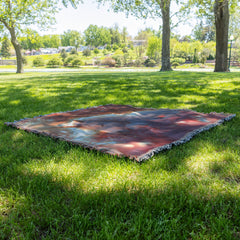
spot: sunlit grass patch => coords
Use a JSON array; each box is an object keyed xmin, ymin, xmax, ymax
[{"xmin": 0, "ymin": 71, "xmax": 239, "ymax": 239}]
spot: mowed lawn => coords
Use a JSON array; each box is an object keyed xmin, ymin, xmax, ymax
[{"xmin": 0, "ymin": 71, "xmax": 239, "ymax": 239}]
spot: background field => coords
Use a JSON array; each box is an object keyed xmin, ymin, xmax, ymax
[{"xmin": 0, "ymin": 71, "xmax": 239, "ymax": 239}]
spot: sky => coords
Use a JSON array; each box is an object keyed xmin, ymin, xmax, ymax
[{"xmin": 40, "ymin": 1, "xmax": 195, "ymax": 37}]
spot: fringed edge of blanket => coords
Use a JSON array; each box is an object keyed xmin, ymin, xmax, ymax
[{"xmin": 137, "ymin": 113, "xmax": 236, "ymax": 162}]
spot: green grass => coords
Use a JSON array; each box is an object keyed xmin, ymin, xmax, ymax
[
  {"xmin": 0, "ymin": 71, "xmax": 239, "ymax": 239},
  {"xmin": 0, "ymin": 65, "xmax": 17, "ymax": 69}
]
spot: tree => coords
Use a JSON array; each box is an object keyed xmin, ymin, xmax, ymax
[
  {"xmin": 0, "ymin": 0, "xmax": 60, "ymax": 73},
  {"xmin": 159, "ymin": 0, "xmax": 172, "ymax": 71},
  {"xmin": 61, "ymin": 30, "xmax": 83, "ymax": 49},
  {"xmin": 193, "ymin": 21, "xmax": 215, "ymax": 42},
  {"xmin": 0, "ymin": 0, "xmax": 82, "ymax": 73},
  {"xmin": 96, "ymin": 0, "xmax": 177, "ymax": 71},
  {"xmin": 109, "ymin": 24, "xmax": 121, "ymax": 45},
  {"xmin": 229, "ymin": 5, "xmax": 240, "ymax": 40},
  {"xmin": 84, "ymin": 25, "xmax": 111, "ymax": 47},
  {"xmin": 40, "ymin": 34, "xmax": 61, "ymax": 48},
  {"xmin": 20, "ymin": 29, "xmax": 42, "ymax": 51},
  {"xmin": 60, "ymin": 49, "xmax": 68, "ymax": 60},
  {"xmin": 134, "ymin": 28, "xmax": 154, "ymax": 44},
  {"xmin": 121, "ymin": 27, "xmax": 129, "ymax": 44},
  {"xmin": 188, "ymin": 0, "xmax": 239, "ymax": 72},
  {"xmin": 1, "ymin": 36, "xmax": 11, "ymax": 59},
  {"xmin": 214, "ymin": 0, "xmax": 229, "ymax": 71},
  {"xmin": 146, "ymin": 36, "xmax": 162, "ymax": 63}
]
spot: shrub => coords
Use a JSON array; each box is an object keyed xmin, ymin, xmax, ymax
[
  {"xmin": 171, "ymin": 62, "xmax": 180, "ymax": 68},
  {"xmin": 208, "ymin": 54, "xmax": 215, "ymax": 60},
  {"xmin": 22, "ymin": 56, "xmax": 28, "ymax": 65},
  {"xmin": 129, "ymin": 43, "xmax": 134, "ymax": 50},
  {"xmin": 133, "ymin": 58, "xmax": 143, "ymax": 67},
  {"xmin": 123, "ymin": 53, "xmax": 130, "ymax": 67},
  {"xmin": 93, "ymin": 48, "xmax": 99, "ymax": 54},
  {"xmin": 173, "ymin": 50, "xmax": 187, "ymax": 59},
  {"xmin": 64, "ymin": 56, "xmax": 75, "ymax": 66},
  {"xmin": 114, "ymin": 49, "xmax": 124, "ymax": 55},
  {"xmin": 147, "ymin": 36, "xmax": 161, "ymax": 62},
  {"xmin": 103, "ymin": 49, "xmax": 108, "ymax": 55},
  {"xmin": 33, "ymin": 56, "xmax": 45, "ymax": 67},
  {"xmin": 112, "ymin": 44, "xmax": 119, "ymax": 51},
  {"xmin": 144, "ymin": 58, "xmax": 156, "ymax": 67},
  {"xmin": 170, "ymin": 58, "xmax": 185, "ymax": 65},
  {"xmin": 64, "ymin": 56, "xmax": 83, "ymax": 67},
  {"xmin": 106, "ymin": 45, "xmax": 112, "ymax": 51},
  {"xmin": 120, "ymin": 43, "xmax": 126, "ymax": 48},
  {"xmin": 200, "ymin": 56, "xmax": 207, "ymax": 64},
  {"xmin": 60, "ymin": 49, "xmax": 68, "ymax": 60},
  {"xmin": 82, "ymin": 49, "xmax": 91, "ymax": 57},
  {"xmin": 102, "ymin": 57, "xmax": 116, "ymax": 67},
  {"xmin": 126, "ymin": 60, "xmax": 134, "ymax": 67},
  {"xmin": 193, "ymin": 49, "xmax": 199, "ymax": 63},
  {"xmin": 94, "ymin": 58, "xmax": 101, "ymax": 66},
  {"xmin": 112, "ymin": 55, "xmax": 123, "ymax": 67},
  {"xmin": 47, "ymin": 57, "xmax": 62, "ymax": 68},
  {"xmin": 71, "ymin": 57, "xmax": 83, "ymax": 67},
  {"xmin": 70, "ymin": 48, "xmax": 78, "ymax": 55},
  {"xmin": 122, "ymin": 47, "xmax": 128, "ymax": 53}
]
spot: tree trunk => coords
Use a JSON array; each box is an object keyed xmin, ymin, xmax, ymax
[
  {"xmin": 214, "ymin": 0, "xmax": 229, "ymax": 72},
  {"xmin": 9, "ymin": 27, "xmax": 24, "ymax": 73},
  {"xmin": 160, "ymin": 0, "xmax": 172, "ymax": 71}
]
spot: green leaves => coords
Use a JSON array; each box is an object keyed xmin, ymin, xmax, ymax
[
  {"xmin": 61, "ymin": 30, "xmax": 83, "ymax": 48},
  {"xmin": 84, "ymin": 25, "xmax": 111, "ymax": 47},
  {"xmin": 62, "ymin": 0, "xmax": 83, "ymax": 9},
  {"xmin": 0, "ymin": 0, "xmax": 60, "ymax": 31},
  {"xmin": 0, "ymin": 36, "xmax": 11, "ymax": 58}
]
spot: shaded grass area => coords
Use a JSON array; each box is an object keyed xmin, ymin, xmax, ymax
[{"xmin": 0, "ymin": 71, "xmax": 239, "ymax": 239}]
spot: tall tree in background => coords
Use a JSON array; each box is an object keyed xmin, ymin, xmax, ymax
[
  {"xmin": 134, "ymin": 28, "xmax": 154, "ymax": 42},
  {"xmin": 96, "ymin": 0, "xmax": 178, "ymax": 71},
  {"xmin": 229, "ymin": 4, "xmax": 240, "ymax": 40},
  {"xmin": 121, "ymin": 27, "xmax": 129, "ymax": 44},
  {"xmin": 23, "ymin": 29, "xmax": 42, "ymax": 51},
  {"xmin": 0, "ymin": 0, "xmax": 82, "ymax": 73},
  {"xmin": 41, "ymin": 34, "xmax": 62, "ymax": 48},
  {"xmin": 229, "ymin": 5, "xmax": 240, "ymax": 40},
  {"xmin": 61, "ymin": 30, "xmax": 83, "ymax": 49},
  {"xmin": 214, "ymin": 0, "xmax": 229, "ymax": 72},
  {"xmin": 84, "ymin": 25, "xmax": 111, "ymax": 47},
  {"xmin": 1, "ymin": 36, "xmax": 11, "ymax": 59},
  {"xmin": 188, "ymin": 0, "xmax": 239, "ymax": 72},
  {"xmin": 193, "ymin": 20, "xmax": 216, "ymax": 42},
  {"xmin": 159, "ymin": 0, "xmax": 172, "ymax": 71},
  {"xmin": 0, "ymin": 0, "xmax": 60, "ymax": 73},
  {"xmin": 109, "ymin": 24, "xmax": 121, "ymax": 46}
]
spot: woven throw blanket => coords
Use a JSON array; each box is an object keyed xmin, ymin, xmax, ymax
[{"xmin": 5, "ymin": 104, "xmax": 235, "ymax": 162}]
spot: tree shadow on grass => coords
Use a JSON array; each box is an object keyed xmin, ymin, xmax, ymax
[
  {"xmin": 1, "ymin": 71, "xmax": 239, "ymax": 168},
  {"xmin": 1, "ymin": 71, "xmax": 239, "ymax": 156},
  {"xmin": 0, "ymin": 71, "xmax": 240, "ymax": 239},
  {"xmin": 1, "ymin": 146, "xmax": 240, "ymax": 239},
  {"xmin": 0, "ymin": 71, "xmax": 212, "ymax": 118}
]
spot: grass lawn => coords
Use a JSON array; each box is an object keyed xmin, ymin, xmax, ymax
[{"xmin": 0, "ymin": 71, "xmax": 239, "ymax": 239}]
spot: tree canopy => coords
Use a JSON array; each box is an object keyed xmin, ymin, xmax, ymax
[
  {"xmin": 0, "ymin": 0, "xmax": 82, "ymax": 73},
  {"xmin": 61, "ymin": 30, "xmax": 83, "ymax": 49},
  {"xmin": 84, "ymin": 25, "xmax": 111, "ymax": 47},
  {"xmin": 0, "ymin": 36, "xmax": 11, "ymax": 59},
  {"xmin": 0, "ymin": 0, "xmax": 59, "ymax": 30},
  {"xmin": 96, "ymin": 0, "xmax": 184, "ymax": 71},
  {"xmin": 187, "ymin": 0, "xmax": 239, "ymax": 71}
]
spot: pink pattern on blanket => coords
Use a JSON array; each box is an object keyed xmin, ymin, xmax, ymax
[{"xmin": 5, "ymin": 104, "xmax": 235, "ymax": 161}]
